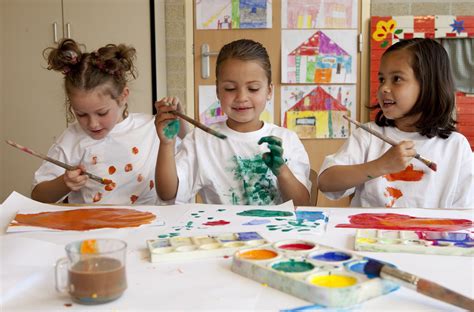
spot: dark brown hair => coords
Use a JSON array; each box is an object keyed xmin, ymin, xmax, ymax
[
  {"xmin": 215, "ymin": 39, "xmax": 272, "ymax": 85},
  {"xmin": 43, "ymin": 39, "xmax": 137, "ymax": 122},
  {"xmin": 372, "ymin": 38, "xmax": 456, "ymax": 139}
]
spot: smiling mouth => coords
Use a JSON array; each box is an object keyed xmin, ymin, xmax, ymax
[
  {"xmin": 382, "ymin": 99, "xmax": 396, "ymax": 107},
  {"xmin": 233, "ymin": 107, "xmax": 253, "ymax": 111}
]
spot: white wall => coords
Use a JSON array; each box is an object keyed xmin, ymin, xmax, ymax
[{"xmin": 0, "ymin": 2, "xmax": 4, "ymax": 202}]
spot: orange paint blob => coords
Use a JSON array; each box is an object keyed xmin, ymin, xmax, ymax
[
  {"xmin": 137, "ymin": 174, "xmax": 144, "ymax": 182},
  {"xmin": 238, "ymin": 249, "xmax": 278, "ymax": 260},
  {"xmin": 93, "ymin": 192, "xmax": 102, "ymax": 202},
  {"xmin": 125, "ymin": 164, "xmax": 133, "ymax": 172},
  {"xmin": 149, "ymin": 180, "xmax": 154, "ymax": 190},
  {"xmin": 384, "ymin": 186, "xmax": 403, "ymax": 207},
  {"xmin": 130, "ymin": 195, "xmax": 138, "ymax": 204},
  {"xmin": 102, "ymin": 179, "xmax": 113, "ymax": 185},
  {"xmin": 11, "ymin": 208, "xmax": 156, "ymax": 231},
  {"xmin": 385, "ymin": 164, "xmax": 424, "ymax": 182},
  {"xmin": 336, "ymin": 213, "xmax": 473, "ymax": 231},
  {"xmin": 105, "ymin": 182, "xmax": 116, "ymax": 192},
  {"xmin": 108, "ymin": 166, "xmax": 116, "ymax": 175},
  {"xmin": 80, "ymin": 239, "xmax": 98, "ymax": 254},
  {"xmin": 91, "ymin": 156, "xmax": 98, "ymax": 165},
  {"xmin": 132, "ymin": 147, "xmax": 139, "ymax": 154}
]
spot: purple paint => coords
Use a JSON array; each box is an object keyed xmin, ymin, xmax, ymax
[{"xmin": 312, "ymin": 251, "xmax": 351, "ymax": 262}]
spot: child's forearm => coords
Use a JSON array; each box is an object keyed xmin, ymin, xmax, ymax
[
  {"xmin": 277, "ymin": 165, "xmax": 310, "ymax": 206},
  {"xmin": 31, "ymin": 175, "xmax": 70, "ymax": 203},
  {"xmin": 155, "ymin": 143, "xmax": 178, "ymax": 200},
  {"xmin": 318, "ymin": 160, "xmax": 385, "ymax": 192}
]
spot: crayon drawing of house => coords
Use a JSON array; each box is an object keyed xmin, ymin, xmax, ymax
[
  {"xmin": 287, "ymin": 31, "xmax": 352, "ymax": 83},
  {"xmin": 283, "ymin": 86, "xmax": 349, "ymax": 139}
]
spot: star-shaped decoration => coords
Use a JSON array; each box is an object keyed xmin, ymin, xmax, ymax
[{"xmin": 449, "ymin": 19, "xmax": 464, "ymax": 34}]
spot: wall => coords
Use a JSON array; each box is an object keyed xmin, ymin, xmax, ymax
[
  {"xmin": 0, "ymin": 2, "xmax": 4, "ymax": 200},
  {"xmin": 371, "ymin": 0, "xmax": 474, "ymax": 15}
]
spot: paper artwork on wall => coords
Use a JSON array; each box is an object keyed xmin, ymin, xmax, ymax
[
  {"xmin": 198, "ymin": 85, "xmax": 274, "ymax": 126},
  {"xmin": 281, "ymin": 84, "xmax": 356, "ymax": 139},
  {"xmin": 196, "ymin": 0, "xmax": 272, "ymax": 30},
  {"xmin": 281, "ymin": 29, "xmax": 357, "ymax": 84},
  {"xmin": 282, "ymin": 0, "xmax": 357, "ymax": 29}
]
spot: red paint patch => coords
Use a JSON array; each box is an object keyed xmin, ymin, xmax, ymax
[
  {"xmin": 91, "ymin": 156, "xmax": 98, "ymax": 165},
  {"xmin": 336, "ymin": 213, "xmax": 473, "ymax": 232},
  {"xmin": 108, "ymin": 166, "xmax": 116, "ymax": 175},
  {"xmin": 105, "ymin": 182, "xmax": 116, "ymax": 191},
  {"xmin": 149, "ymin": 180, "xmax": 154, "ymax": 190},
  {"xmin": 279, "ymin": 243, "xmax": 314, "ymax": 250},
  {"xmin": 130, "ymin": 195, "xmax": 138, "ymax": 204},
  {"xmin": 203, "ymin": 220, "xmax": 230, "ymax": 226},
  {"xmin": 125, "ymin": 164, "xmax": 133, "ymax": 172},
  {"xmin": 384, "ymin": 186, "xmax": 403, "ymax": 207},
  {"xmin": 137, "ymin": 174, "xmax": 144, "ymax": 182},
  {"xmin": 385, "ymin": 164, "xmax": 424, "ymax": 181},
  {"xmin": 93, "ymin": 192, "xmax": 102, "ymax": 202},
  {"xmin": 132, "ymin": 147, "xmax": 139, "ymax": 154},
  {"xmin": 102, "ymin": 178, "xmax": 113, "ymax": 185}
]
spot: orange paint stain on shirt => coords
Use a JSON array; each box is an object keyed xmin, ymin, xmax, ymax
[
  {"xmin": 93, "ymin": 192, "xmax": 102, "ymax": 202},
  {"xmin": 91, "ymin": 156, "xmax": 98, "ymax": 165},
  {"xmin": 125, "ymin": 164, "xmax": 133, "ymax": 172},
  {"xmin": 108, "ymin": 166, "xmax": 116, "ymax": 175},
  {"xmin": 132, "ymin": 147, "xmax": 139, "ymax": 154},
  {"xmin": 137, "ymin": 174, "xmax": 144, "ymax": 182},
  {"xmin": 105, "ymin": 182, "xmax": 116, "ymax": 191},
  {"xmin": 384, "ymin": 164, "xmax": 424, "ymax": 182},
  {"xmin": 384, "ymin": 187, "xmax": 403, "ymax": 208},
  {"xmin": 130, "ymin": 195, "xmax": 138, "ymax": 204},
  {"xmin": 11, "ymin": 208, "xmax": 156, "ymax": 231},
  {"xmin": 149, "ymin": 180, "xmax": 154, "ymax": 190}
]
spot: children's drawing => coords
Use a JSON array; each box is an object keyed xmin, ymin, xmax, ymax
[
  {"xmin": 196, "ymin": 0, "xmax": 272, "ymax": 30},
  {"xmin": 198, "ymin": 85, "xmax": 274, "ymax": 126},
  {"xmin": 282, "ymin": 29, "xmax": 357, "ymax": 84},
  {"xmin": 281, "ymin": 84, "xmax": 356, "ymax": 139},
  {"xmin": 282, "ymin": 0, "xmax": 357, "ymax": 29},
  {"xmin": 336, "ymin": 213, "xmax": 473, "ymax": 232},
  {"xmin": 158, "ymin": 202, "xmax": 328, "ymax": 237},
  {"xmin": 8, "ymin": 208, "xmax": 159, "ymax": 232}
]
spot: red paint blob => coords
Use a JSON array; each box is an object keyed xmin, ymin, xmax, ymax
[
  {"xmin": 279, "ymin": 243, "xmax": 314, "ymax": 250},
  {"xmin": 203, "ymin": 220, "xmax": 230, "ymax": 226}
]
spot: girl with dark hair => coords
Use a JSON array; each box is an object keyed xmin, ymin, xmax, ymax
[{"xmin": 318, "ymin": 38, "xmax": 473, "ymax": 208}]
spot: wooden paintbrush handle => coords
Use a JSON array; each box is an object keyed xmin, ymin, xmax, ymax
[{"xmin": 417, "ymin": 278, "xmax": 474, "ymax": 310}]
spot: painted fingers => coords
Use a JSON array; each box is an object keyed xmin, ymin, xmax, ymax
[
  {"xmin": 155, "ymin": 96, "xmax": 181, "ymax": 142},
  {"xmin": 258, "ymin": 136, "xmax": 285, "ymax": 176}
]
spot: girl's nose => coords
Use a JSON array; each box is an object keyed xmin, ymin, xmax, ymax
[
  {"xmin": 88, "ymin": 116, "xmax": 99, "ymax": 129},
  {"xmin": 381, "ymin": 83, "xmax": 391, "ymax": 93},
  {"xmin": 236, "ymin": 89, "xmax": 248, "ymax": 102}
]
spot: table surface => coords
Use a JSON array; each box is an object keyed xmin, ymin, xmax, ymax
[{"xmin": 1, "ymin": 192, "xmax": 473, "ymax": 311}]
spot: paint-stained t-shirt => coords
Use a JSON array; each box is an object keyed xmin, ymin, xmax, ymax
[
  {"xmin": 33, "ymin": 113, "xmax": 179, "ymax": 205},
  {"xmin": 174, "ymin": 121, "xmax": 311, "ymax": 205},
  {"xmin": 319, "ymin": 122, "xmax": 474, "ymax": 208}
]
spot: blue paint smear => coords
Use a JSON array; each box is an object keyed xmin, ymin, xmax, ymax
[
  {"xmin": 237, "ymin": 232, "xmax": 263, "ymax": 241},
  {"xmin": 312, "ymin": 252, "xmax": 351, "ymax": 262},
  {"xmin": 296, "ymin": 211, "xmax": 328, "ymax": 222},
  {"xmin": 243, "ymin": 219, "xmax": 271, "ymax": 225},
  {"xmin": 281, "ymin": 304, "xmax": 362, "ymax": 312}
]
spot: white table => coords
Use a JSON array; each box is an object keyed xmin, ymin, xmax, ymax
[{"xmin": 1, "ymin": 192, "xmax": 473, "ymax": 311}]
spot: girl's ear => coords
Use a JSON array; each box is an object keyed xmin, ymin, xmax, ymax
[
  {"xmin": 267, "ymin": 83, "xmax": 274, "ymax": 101},
  {"xmin": 120, "ymin": 87, "xmax": 130, "ymax": 105}
]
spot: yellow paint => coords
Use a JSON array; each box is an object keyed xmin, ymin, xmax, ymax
[
  {"xmin": 239, "ymin": 249, "xmax": 278, "ymax": 260},
  {"xmin": 309, "ymin": 275, "xmax": 357, "ymax": 288},
  {"xmin": 356, "ymin": 237, "xmax": 377, "ymax": 244},
  {"xmin": 80, "ymin": 239, "xmax": 97, "ymax": 254}
]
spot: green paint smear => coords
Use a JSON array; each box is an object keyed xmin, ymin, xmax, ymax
[
  {"xmin": 217, "ymin": 209, "xmax": 226, "ymax": 212},
  {"xmin": 272, "ymin": 260, "xmax": 314, "ymax": 273},
  {"xmin": 158, "ymin": 234, "xmax": 168, "ymax": 238},
  {"xmin": 164, "ymin": 119, "xmax": 180, "ymax": 139},
  {"xmin": 237, "ymin": 209, "xmax": 293, "ymax": 217}
]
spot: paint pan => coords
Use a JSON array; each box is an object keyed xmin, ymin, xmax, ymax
[
  {"xmin": 355, "ymin": 229, "xmax": 474, "ymax": 256},
  {"xmin": 231, "ymin": 241, "xmax": 399, "ymax": 308},
  {"xmin": 147, "ymin": 232, "xmax": 267, "ymax": 262}
]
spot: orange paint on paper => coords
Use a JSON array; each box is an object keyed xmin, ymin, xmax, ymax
[
  {"xmin": 105, "ymin": 182, "xmax": 116, "ymax": 192},
  {"xmin": 130, "ymin": 195, "xmax": 138, "ymax": 204},
  {"xmin": 132, "ymin": 147, "xmax": 139, "ymax": 154},
  {"xmin": 91, "ymin": 156, "xmax": 98, "ymax": 165},
  {"xmin": 137, "ymin": 174, "xmax": 144, "ymax": 182},
  {"xmin": 125, "ymin": 164, "xmax": 133, "ymax": 172},
  {"xmin": 309, "ymin": 275, "xmax": 357, "ymax": 288},
  {"xmin": 80, "ymin": 239, "xmax": 98, "ymax": 254},
  {"xmin": 384, "ymin": 186, "xmax": 403, "ymax": 207},
  {"xmin": 385, "ymin": 164, "xmax": 424, "ymax": 182},
  {"xmin": 93, "ymin": 192, "xmax": 102, "ymax": 203},
  {"xmin": 108, "ymin": 166, "xmax": 116, "ymax": 175},
  {"xmin": 149, "ymin": 180, "xmax": 154, "ymax": 190},
  {"xmin": 336, "ymin": 213, "xmax": 473, "ymax": 231},
  {"xmin": 238, "ymin": 249, "xmax": 278, "ymax": 260},
  {"xmin": 10, "ymin": 208, "xmax": 156, "ymax": 231}
]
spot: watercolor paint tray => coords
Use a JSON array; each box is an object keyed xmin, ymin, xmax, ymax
[
  {"xmin": 147, "ymin": 232, "xmax": 267, "ymax": 262},
  {"xmin": 231, "ymin": 240, "xmax": 399, "ymax": 308},
  {"xmin": 354, "ymin": 229, "xmax": 474, "ymax": 256}
]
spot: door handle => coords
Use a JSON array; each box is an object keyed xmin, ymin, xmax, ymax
[{"xmin": 201, "ymin": 44, "xmax": 219, "ymax": 79}]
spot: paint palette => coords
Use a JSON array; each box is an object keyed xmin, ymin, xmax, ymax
[
  {"xmin": 147, "ymin": 232, "xmax": 267, "ymax": 262},
  {"xmin": 355, "ymin": 229, "xmax": 474, "ymax": 256},
  {"xmin": 231, "ymin": 240, "xmax": 399, "ymax": 308}
]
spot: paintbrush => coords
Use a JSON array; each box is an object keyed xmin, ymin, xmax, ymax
[
  {"xmin": 170, "ymin": 110, "xmax": 227, "ymax": 140},
  {"xmin": 5, "ymin": 140, "xmax": 108, "ymax": 185},
  {"xmin": 343, "ymin": 115, "xmax": 437, "ymax": 172},
  {"xmin": 364, "ymin": 259, "xmax": 473, "ymax": 310}
]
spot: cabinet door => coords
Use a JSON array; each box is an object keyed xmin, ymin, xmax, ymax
[
  {"xmin": 2, "ymin": 0, "xmax": 66, "ymax": 200},
  {"xmin": 62, "ymin": 0, "xmax": 152, "ymax": 114}
]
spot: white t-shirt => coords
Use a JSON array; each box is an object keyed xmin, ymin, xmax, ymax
[
  {"xmin": 319, "ymin": 122, "xmax": 474, "ymax": 208},
  {"xmin": 174, "ymin": 121, "xmax": 311, "ymax": 205},
  {"xmin": 33, "ymin": 113, "xmax": 171, "ymax": 205}
]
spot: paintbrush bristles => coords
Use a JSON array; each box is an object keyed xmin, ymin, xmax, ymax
[{"xmin": 343, "ymin": 115, "xmax": 437, "ymax": 172}]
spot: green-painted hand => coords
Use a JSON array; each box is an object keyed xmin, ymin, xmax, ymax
[
  {"xmin": 258, "ymin": 136, "xmax": 285, "ymax": 176},
  {"xmin": 163, "ymin": 119, "xmax": 180, "ymax": 139}
]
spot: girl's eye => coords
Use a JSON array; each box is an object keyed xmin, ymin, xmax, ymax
[
  {"xmin": 224, "ymin": 88, "xmax": 235, "ymax": 92},
  {"xmin": 378, "ymin": 77, "xmax": 384, "ymax": 83},
  {"xmin": 249, "ymin": 88, "xmax": 260, "ymax": 92},
  {"xmin": 394, "ymin": 76, "xmax": 402, "ymax": 82},
  {"xmin": 98, "ymin": 111, "xmax": 109, "ymax": 117},
  {"xmin": 76, "ymin": 113, "xmax": 86, "ymax": 118}
]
